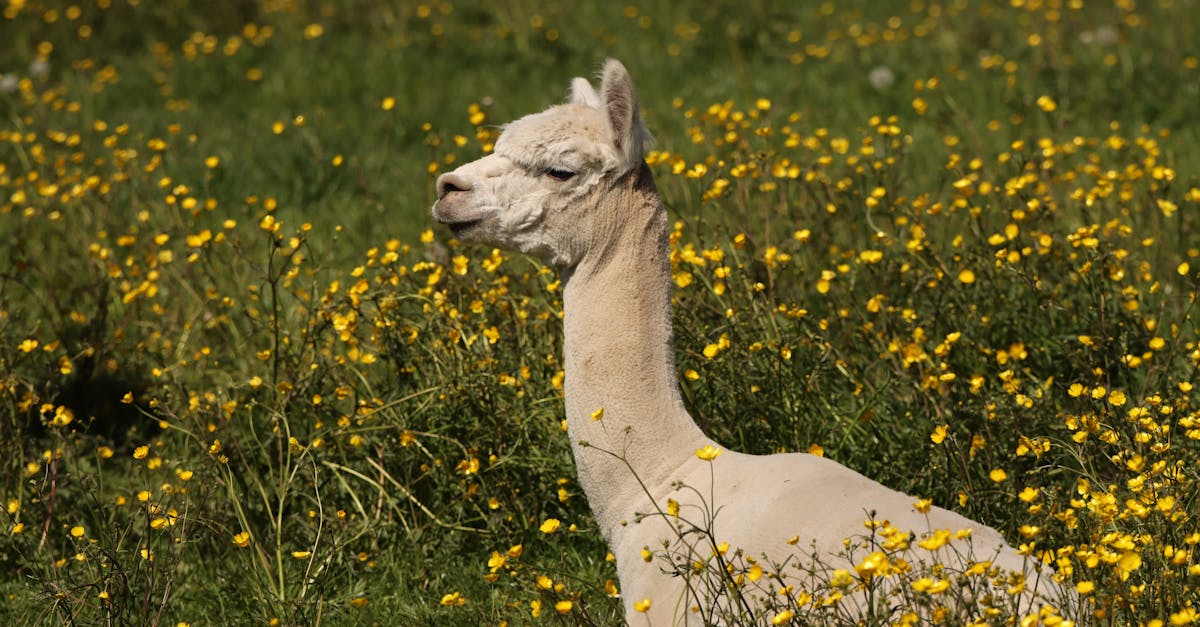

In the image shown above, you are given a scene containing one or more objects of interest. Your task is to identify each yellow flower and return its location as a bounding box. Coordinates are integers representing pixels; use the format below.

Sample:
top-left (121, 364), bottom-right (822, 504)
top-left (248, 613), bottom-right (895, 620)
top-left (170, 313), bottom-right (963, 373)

top-left (771, 609), bottom-right (795, 624)
top-left (554, 600), bottom-right (573, 615)
top-left (858, 249), bottom-right (883, 264)
top-left (988, 468), bottom-right (1008, 483)
top-left (291, 551), bottom-right (311, 559)
top-left (1036, 95), bottom-right (1057, 112)
top-left (232, 531), bottom-right (251, 547)
top-left (1170, 607), bottom-right (1198, 626)
top-left (918, 529), bottom-right (950, 551)
top-left (439, 591), bottom-right (465, 607)
top-left (829, 569), bottom-right (854, 588)
top-left (958, 268), bottom-right (976, 284)
top-left (381, 96), bottom-right (395, 111)
top-left (1117, 550), bottom-right (1142, 574)
top-left (590, 407), bottom-right (604, 421)
top-left (634, 598), bottom-right (652, 612)
top-left (349, 596), bottom-right (368, 608)
top-left (487, 551), bottom-right (506, 573)
top-left (912, 577), bottom-right (950, 594)
top-left (451, 255), bottom-right (469, 276)
top-left (70, 525), bottom-right (85, 538)
top-left (539, 518), bottom-right (561, 534)
top-left (695, 445), bottom-right (722, 461)
top-left (49, 406), bottom-right (74, 428)
top-left (1075, 580), bottom-right (1095, 594)
top-left (133, 445), bottom-right (149, 460)
top-left (854, 551), bottom-right (889, 580)
top-left (930, 424), bottom-right (948, 444)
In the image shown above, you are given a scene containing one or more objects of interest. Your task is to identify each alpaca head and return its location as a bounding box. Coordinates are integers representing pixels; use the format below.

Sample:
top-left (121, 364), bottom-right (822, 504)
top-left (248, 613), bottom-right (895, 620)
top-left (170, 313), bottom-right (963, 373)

top-left (432, 59), bottom-right (651, 268)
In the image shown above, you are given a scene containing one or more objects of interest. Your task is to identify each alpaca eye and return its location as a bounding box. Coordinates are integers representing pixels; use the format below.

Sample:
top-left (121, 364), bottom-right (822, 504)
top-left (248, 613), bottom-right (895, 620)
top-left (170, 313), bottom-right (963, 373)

top-left (543, 167), bottom-right (576, 181)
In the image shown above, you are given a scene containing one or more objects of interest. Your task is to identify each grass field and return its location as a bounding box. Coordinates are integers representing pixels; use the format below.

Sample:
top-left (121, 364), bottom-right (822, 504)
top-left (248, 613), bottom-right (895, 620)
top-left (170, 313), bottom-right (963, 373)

top-left (2, 0), bottom-right (1199, 624)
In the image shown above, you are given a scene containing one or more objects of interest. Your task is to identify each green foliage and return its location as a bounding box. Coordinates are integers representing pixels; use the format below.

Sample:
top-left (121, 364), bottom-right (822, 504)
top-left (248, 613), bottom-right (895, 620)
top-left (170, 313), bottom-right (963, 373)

top-left (2, 0), bottom-right (1199, 624)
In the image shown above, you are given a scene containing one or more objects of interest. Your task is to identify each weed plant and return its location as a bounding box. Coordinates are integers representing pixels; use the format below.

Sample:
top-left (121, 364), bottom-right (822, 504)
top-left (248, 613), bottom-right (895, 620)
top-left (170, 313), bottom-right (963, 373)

top-left (1, 0), bottom-right (1199, 625)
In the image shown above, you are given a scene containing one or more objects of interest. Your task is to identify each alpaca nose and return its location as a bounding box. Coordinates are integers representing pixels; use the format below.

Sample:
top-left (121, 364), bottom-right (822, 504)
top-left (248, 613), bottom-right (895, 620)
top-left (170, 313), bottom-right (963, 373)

top-left (436, 172), bottom-right (472, 199)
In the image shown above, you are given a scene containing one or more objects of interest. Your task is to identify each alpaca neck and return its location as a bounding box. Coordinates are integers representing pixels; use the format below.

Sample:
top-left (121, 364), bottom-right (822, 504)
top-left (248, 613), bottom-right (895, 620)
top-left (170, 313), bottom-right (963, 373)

top-left (560, 166), bottom-right (710, 537)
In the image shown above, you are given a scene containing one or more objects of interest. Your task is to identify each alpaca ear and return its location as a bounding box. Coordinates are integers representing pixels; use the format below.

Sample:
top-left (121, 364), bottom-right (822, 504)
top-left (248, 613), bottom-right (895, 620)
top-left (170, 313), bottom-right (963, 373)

top-left (599, 58), bottom-right (648, 169)
top-left (569, 77), bottom-right (603, 109)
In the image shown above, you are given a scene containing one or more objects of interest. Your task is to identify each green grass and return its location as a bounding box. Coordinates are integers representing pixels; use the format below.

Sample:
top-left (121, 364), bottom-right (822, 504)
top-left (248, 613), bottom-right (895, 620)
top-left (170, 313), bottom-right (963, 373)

top-left (2, 0), bottom-right (1199, 624)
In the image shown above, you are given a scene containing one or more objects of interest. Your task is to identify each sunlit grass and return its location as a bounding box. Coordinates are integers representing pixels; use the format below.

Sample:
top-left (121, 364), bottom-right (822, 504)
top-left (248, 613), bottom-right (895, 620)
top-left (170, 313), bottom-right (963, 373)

top-left (2, 0), bottom-right (1199, 624)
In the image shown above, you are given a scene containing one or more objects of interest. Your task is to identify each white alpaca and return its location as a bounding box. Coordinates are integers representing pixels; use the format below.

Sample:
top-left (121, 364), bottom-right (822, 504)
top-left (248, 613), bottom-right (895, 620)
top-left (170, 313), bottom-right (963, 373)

top-left (432, 59), bottom-right (1065, 624)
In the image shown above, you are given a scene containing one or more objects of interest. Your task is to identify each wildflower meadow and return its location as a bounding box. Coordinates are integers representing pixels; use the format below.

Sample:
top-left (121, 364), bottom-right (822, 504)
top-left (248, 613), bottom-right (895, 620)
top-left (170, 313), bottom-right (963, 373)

top-left (2, 1), bottom-right (1199, 625)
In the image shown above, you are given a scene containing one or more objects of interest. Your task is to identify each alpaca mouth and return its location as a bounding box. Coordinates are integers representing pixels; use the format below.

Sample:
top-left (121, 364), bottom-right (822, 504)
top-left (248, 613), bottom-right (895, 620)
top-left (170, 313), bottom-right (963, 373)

top-left (432, 201), bottom-right (485, 238)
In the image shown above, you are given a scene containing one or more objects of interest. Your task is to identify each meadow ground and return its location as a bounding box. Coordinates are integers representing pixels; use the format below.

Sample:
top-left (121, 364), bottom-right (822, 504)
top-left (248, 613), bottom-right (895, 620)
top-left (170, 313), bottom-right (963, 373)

top-left (2, 0), bottom-right (1199, 624)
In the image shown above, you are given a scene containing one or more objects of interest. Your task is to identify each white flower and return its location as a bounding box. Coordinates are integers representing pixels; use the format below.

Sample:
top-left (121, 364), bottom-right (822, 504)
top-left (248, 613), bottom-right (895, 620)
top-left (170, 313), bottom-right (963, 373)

top-left (1080, 25), bottom-right (1118, 46)
top-left (29, 58), bottom-right (50, 80)
top-left (0, 74), bottom-right (17, 94)
top-left (867, 66), bottom-right (895, 91)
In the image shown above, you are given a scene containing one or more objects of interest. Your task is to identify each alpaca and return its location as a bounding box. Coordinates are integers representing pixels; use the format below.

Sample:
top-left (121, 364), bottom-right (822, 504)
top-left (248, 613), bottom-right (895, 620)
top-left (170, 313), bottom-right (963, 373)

top-left (432, 59), bottom-right (1067, 624)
